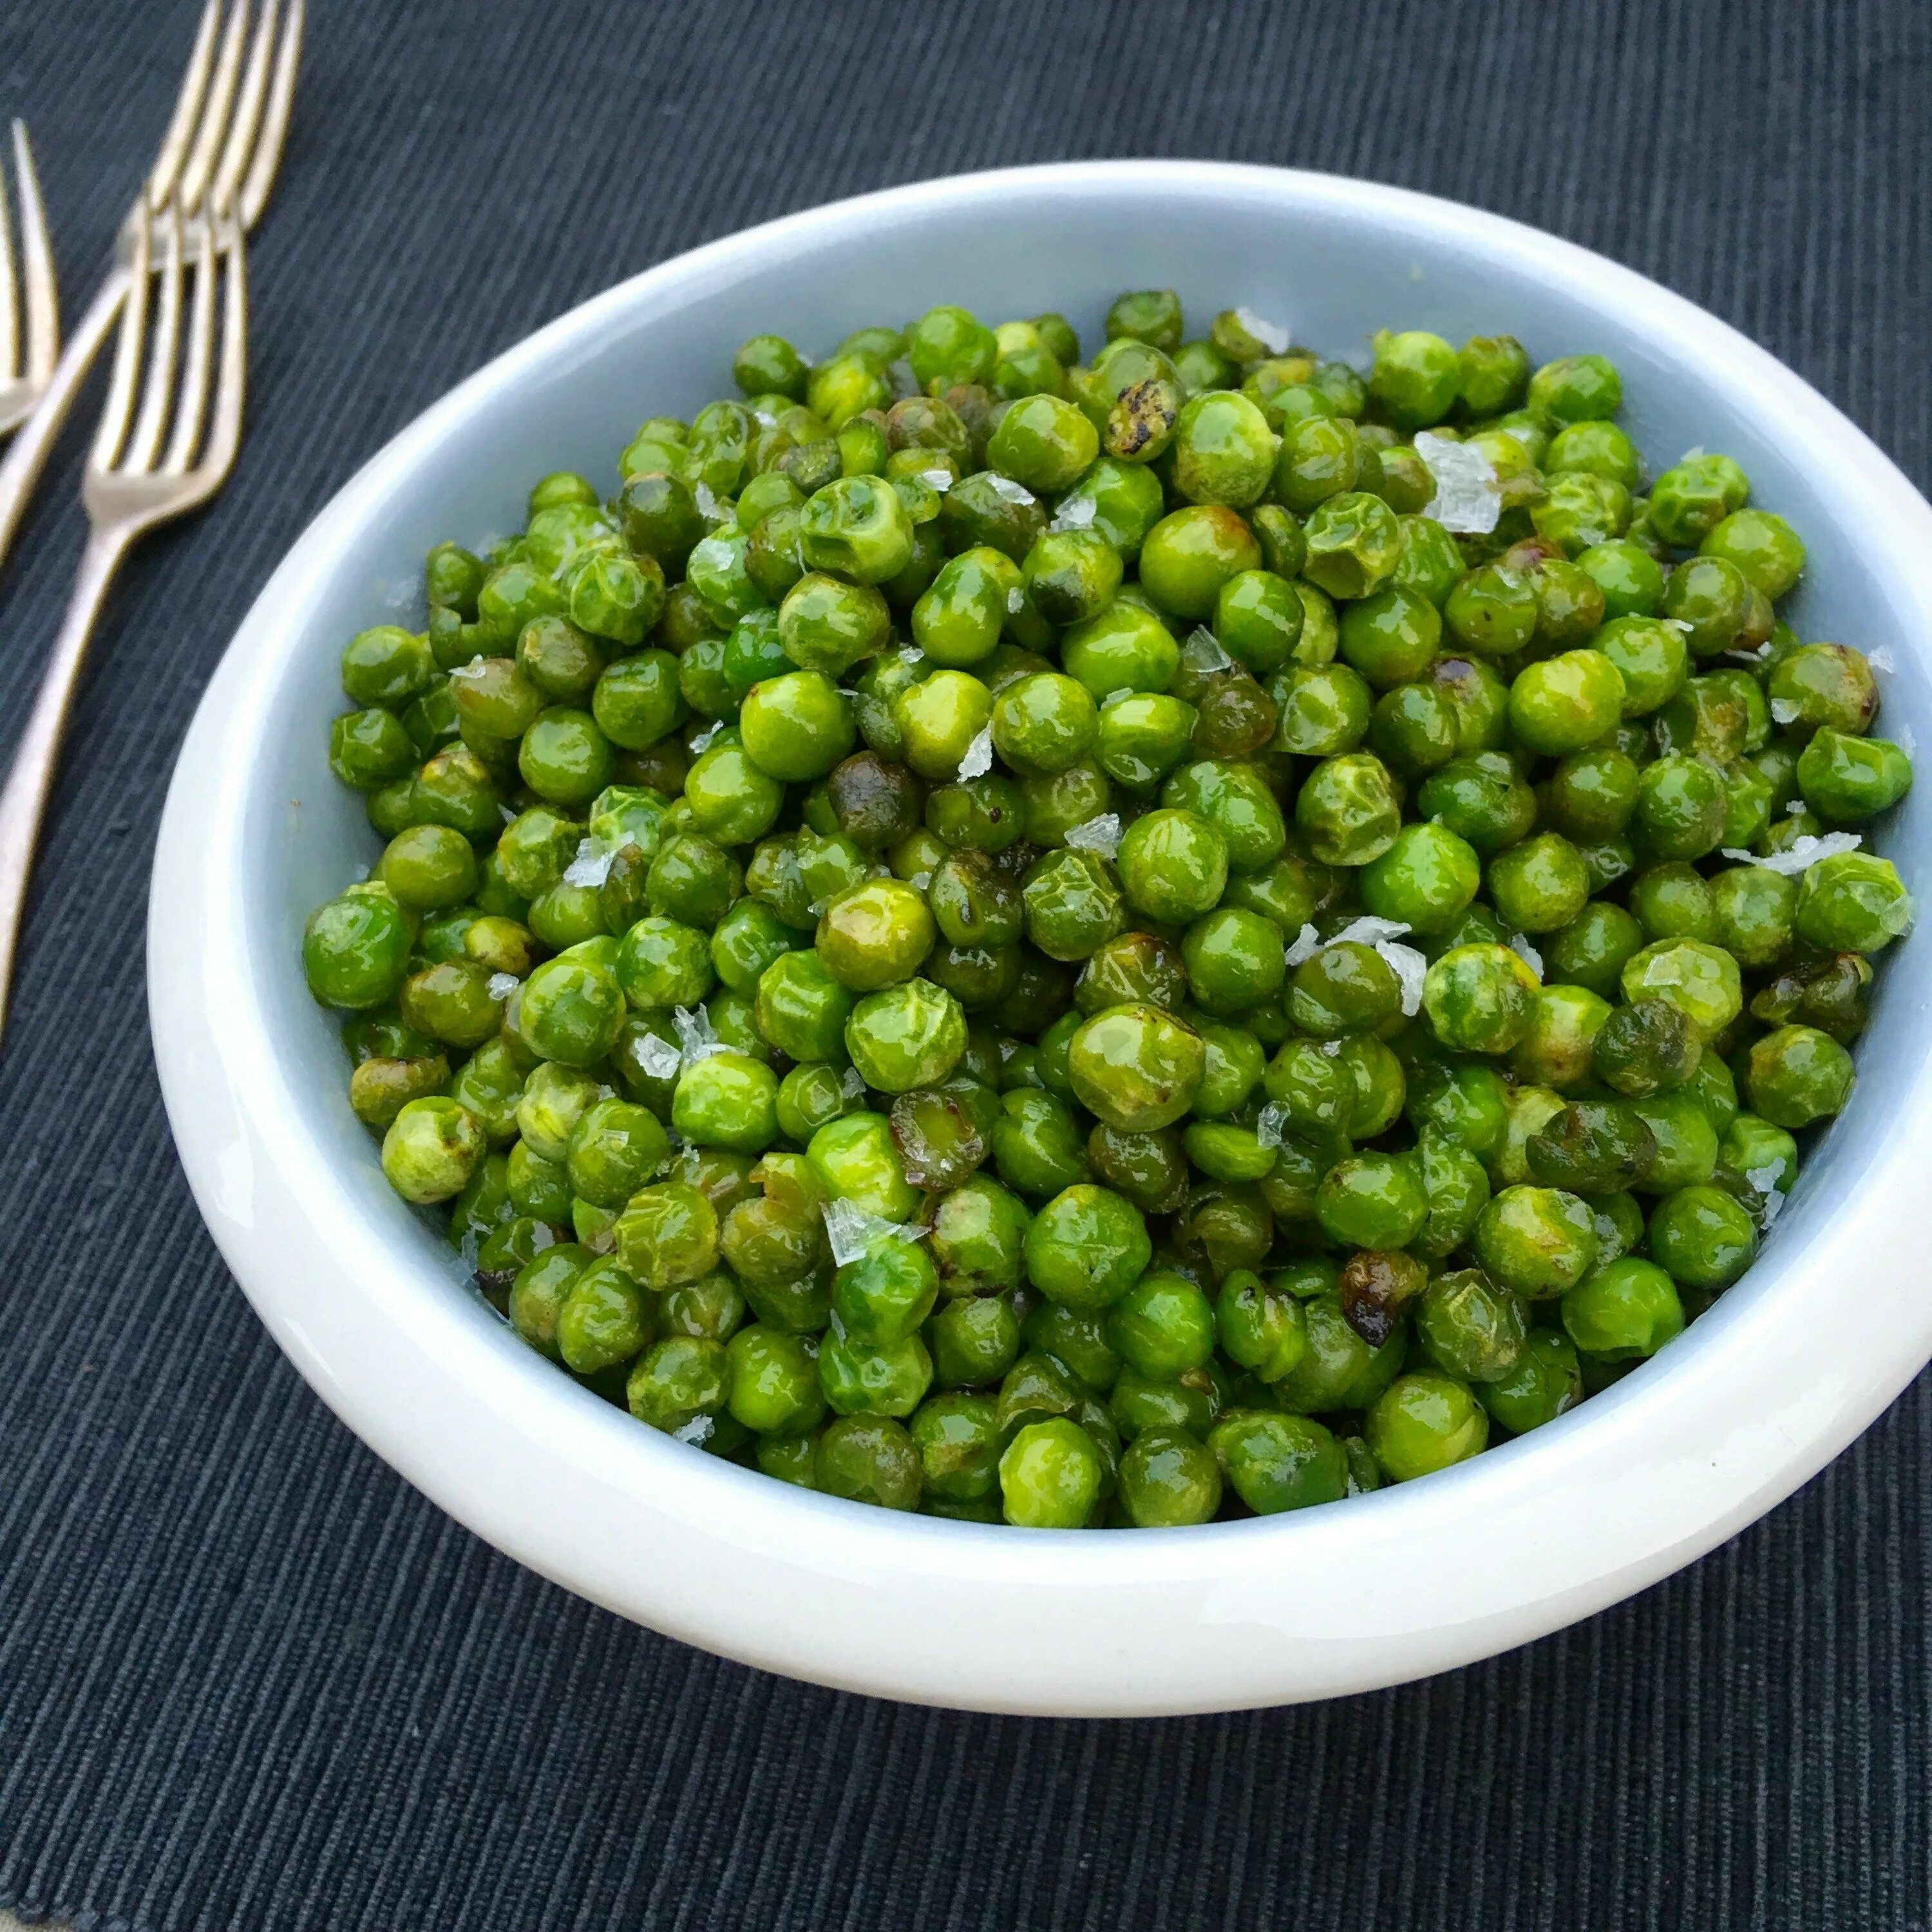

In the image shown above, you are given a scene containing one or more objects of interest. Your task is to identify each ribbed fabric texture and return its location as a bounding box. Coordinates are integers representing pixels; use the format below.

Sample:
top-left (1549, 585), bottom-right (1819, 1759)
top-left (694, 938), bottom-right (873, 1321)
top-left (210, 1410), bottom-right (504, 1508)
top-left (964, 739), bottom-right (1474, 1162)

top-left (0, 1), bottom-right (1927, 1926)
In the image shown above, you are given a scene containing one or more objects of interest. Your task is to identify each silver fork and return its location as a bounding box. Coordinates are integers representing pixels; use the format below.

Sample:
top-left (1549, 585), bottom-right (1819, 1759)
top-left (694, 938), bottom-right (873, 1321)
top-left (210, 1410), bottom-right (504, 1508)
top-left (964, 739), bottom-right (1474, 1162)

top-left (0, 122), bottom-right (58, 434)
top-left (0, 0), bottom-right (298, 576)
top-left (0, 201), bottom-right (248, 1041)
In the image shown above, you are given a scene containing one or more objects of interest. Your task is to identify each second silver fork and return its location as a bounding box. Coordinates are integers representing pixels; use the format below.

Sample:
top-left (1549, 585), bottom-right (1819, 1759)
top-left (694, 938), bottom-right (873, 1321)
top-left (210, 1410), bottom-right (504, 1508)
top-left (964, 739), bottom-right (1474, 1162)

top-left (0, 202), bottom-right (249, 1043)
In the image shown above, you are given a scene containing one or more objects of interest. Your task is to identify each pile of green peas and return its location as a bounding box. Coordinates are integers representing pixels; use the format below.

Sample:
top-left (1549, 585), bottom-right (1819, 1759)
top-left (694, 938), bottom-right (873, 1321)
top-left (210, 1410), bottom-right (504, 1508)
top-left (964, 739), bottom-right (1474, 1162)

top-left (303, 285), bottom-right (1915, 1529)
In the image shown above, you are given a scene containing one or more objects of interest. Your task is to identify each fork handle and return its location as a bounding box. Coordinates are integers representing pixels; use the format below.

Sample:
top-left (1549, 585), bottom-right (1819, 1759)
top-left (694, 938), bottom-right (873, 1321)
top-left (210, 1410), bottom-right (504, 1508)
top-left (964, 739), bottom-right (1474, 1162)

top-left (0, 270), bottom-right (128, 578)
top-left (0, 524), bottom-right (132, 1045)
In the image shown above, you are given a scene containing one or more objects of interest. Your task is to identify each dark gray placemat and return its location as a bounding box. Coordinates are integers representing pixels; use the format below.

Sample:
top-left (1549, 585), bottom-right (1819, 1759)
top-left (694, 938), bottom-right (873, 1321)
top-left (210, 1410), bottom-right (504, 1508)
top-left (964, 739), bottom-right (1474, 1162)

top-left (0, 1), bottom-right (1927, 1927)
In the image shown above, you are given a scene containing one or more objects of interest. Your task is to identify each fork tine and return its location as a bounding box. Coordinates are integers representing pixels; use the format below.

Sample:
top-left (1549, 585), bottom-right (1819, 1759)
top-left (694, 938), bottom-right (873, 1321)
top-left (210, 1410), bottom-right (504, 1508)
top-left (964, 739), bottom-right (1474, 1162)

top-left (239, 0), bottom-right (302, 231)
top-left (148, 0), bottom-right (223, 209)
top-left (198, 214), bottom-right (248, 481)
top-left (162, 213), bottom-right (218, 475)
top-left (0, 145), bottom-right (16, 386)
top-left (178, 0), bottom-right (251, 216)
top-left (125, 201), bottom-right (185, 473)
top-left (14, 124), bottom-right (59, 386)
top-left (210, 0), bottom-right (278, 220)
top-left (91, 206), bottom-right (150, 473)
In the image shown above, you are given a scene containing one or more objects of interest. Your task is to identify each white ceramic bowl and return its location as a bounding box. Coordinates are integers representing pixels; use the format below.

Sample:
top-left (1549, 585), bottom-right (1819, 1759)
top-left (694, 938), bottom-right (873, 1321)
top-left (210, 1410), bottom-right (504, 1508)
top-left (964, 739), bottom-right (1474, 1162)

top-left (150, 160), bottom-right (1932, 1717)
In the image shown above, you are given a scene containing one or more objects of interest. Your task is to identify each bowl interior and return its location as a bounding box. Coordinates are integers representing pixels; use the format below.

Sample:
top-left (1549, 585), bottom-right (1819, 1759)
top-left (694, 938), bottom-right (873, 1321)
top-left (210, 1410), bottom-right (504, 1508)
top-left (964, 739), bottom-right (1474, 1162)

top-left (166, 164), bottom-right (1932, 1712)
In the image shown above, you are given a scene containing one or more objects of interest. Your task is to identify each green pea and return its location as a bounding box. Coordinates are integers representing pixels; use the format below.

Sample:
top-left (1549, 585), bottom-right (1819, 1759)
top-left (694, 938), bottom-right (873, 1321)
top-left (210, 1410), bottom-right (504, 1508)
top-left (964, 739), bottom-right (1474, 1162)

top-left (1528, 353), bottom-right (1621, 423)
top-left (1313, 1150), bottom-right (1426, 1249)
top-left (1117, 1427), bottom-right (1223, 1526)
top-left (1479, 1329), bottom-right (1582, 1434)
top-left (1273, 663), bottom-right (1373, 756)
top-left (614, 1182), bottom-right (721, 1291)
top-left (1770, 644), bottom-right (1880, 741)
top-left (381, 1095), bottom-right (486, 1204)
top-left (1647, 453), bottom-right (1750, 547)
top-left (1338, 585), bottom-right (1441, 688)
top-left (1414, 1269), bottom-right (1526, 1383)
top-left (1562, 1258), bottom-right (1684, 1360)
top-left (1475, 1184), bottom-right (1597, 1298)
top-left (1139, 505), bottom-right (1262, 620)
top-left (1488, 831), bottom-right (1591, 934)
top-left (1021, 1182), bottom-right (1151, 1312)
top-left (1369, 330), bottom-right (1460, 428)
top-left (999, 1417), bottom-right (1103, 1528)
top-left (1066, 1003), bottom-right (1206, 1133)
top-left (1745, 1023), bottom-right (1855, 1128)
top-left (1422, 942), bottom-right (1539, 1054)
top-left (1209, 1411), bottom-right (1347, 1513)
top-left (1621, 938), bottom-right (1742, 1039)
top-left (1507, 650), bottom-right (1626, 755)
top-left (1301, 491), bottom-right (1403, 600)
top-left (1367, 1372), bottom-right (1488, 1481)
top-left (1445, 563), bottom-right (1539, 659)
top-left (304, 884), bottom-right (413, 1011)
top-left (1701, 508), bottom-right (1805, 600)
top-left (1648, 1184), bottom-right (1758, 1290)
top-left (814, 1415), bottom-right (922, 1509)
top-left (1796, 729), bottom-right (1912, 824)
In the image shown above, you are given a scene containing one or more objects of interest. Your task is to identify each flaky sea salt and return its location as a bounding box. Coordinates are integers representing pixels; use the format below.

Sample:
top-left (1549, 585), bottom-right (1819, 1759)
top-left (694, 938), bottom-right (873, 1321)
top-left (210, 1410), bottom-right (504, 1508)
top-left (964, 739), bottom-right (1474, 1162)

top-left (1283, 922), bottom-right (1323, 967)
top-left (1233, 305), bottom-right (1292, 354)
top-left (692, 482), bottom-right (731, 525)
top-left (1770, 697), bottom-right (1802, 725)
top-left (909, 869), bottom-right (932, 892)
top-left (1007, 587), bottom-right (1025, 615)
top-left (673, 1005), bottom-right (729, 1066)
top-left (637, 1032), bottom-right (683, 1081)
top-left (1746, 1159), bottom-right (1790, 1197)
top-left (1759, 1188), bottom-right (1788, 1227)
top-left (1320, 1038), bottom-right (1343, 1057)
top-left (486, 972), bottom-right (521, 1003)
top-left (1661, 618), bottom-right (1693, 636)
top-left (690, 720), bottom-right (724, 753)
top-left (562, 837), bottom-right (616, 889)
top-left (1330, 915), bottom-right (1413, 949)
top-left (1381, 940), bottom-right (1428, 1016)
top-left (958, 725), bottom-right (994, 779)
top-left (1414, 430), bottom-right (1502, 535)
top-left (918, 468), bottom-right (954, 492)
top-left (1101, 687), bottom-right (1132, 708)
top-left (900, 645), bottom-right (925, 667)
top-left (841, 1066), bottom-right (867, 1100)
top-left (449, 654), bottom-right (489, 682)
top-left (1049, 495), bottom-right (1097, 533)
top-left (1187, 625), bottom-right (1233, 671)
top-left (1721, 831), bottom-right (1862, 875)
top-left (1896, 723), bottom-right (1917, 757)
top-left (1680, 446), bottom-right (1706, 463)
top-left (1255, 1103), bottom-right (1289, 1150)
top-left (1868, 645), bottom-right (1897, 672)
top-left (822, 1198), bottom-right (925, 1267)
top-left (985, 475), bottom-right (1036, 505)
top-left (1063, 813), bottom-right (1122, 859)
top-left (672, 1416), bottom-right (715, 1448)
top-left (498, 803), bottom-right (518, 826)
top-left (1508, 934), bottom-right (1544, 978)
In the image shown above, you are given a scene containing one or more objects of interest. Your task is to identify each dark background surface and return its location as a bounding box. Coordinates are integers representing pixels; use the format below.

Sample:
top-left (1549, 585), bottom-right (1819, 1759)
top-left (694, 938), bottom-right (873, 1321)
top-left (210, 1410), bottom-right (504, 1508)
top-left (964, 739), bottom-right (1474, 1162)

top-left (0, 1), bottom-right (1927, 1927)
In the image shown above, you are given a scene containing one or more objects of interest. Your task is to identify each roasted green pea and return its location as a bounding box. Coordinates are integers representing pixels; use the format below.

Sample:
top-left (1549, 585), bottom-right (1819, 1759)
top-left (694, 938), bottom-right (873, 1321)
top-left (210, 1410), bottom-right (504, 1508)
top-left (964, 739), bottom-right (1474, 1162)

top-left (1479, 1328), bottom-right (1582, 1434)
top-left (1367, 1373), bottom-right (1488, 1481)
top-left (1562, 1258), bottom-right (1684, 1360)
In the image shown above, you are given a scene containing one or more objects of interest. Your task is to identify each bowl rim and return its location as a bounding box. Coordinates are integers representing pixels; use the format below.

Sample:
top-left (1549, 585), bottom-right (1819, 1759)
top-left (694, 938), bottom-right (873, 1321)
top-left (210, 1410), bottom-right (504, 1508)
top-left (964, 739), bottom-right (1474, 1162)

top-left (149, 157), bottom-right (1932, 1716)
